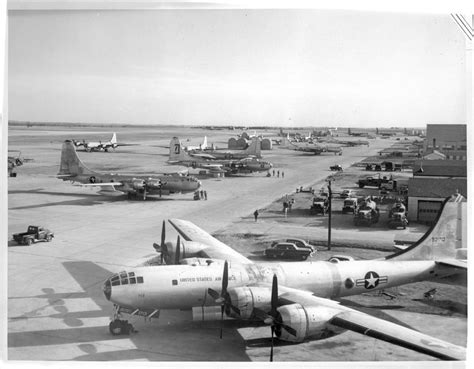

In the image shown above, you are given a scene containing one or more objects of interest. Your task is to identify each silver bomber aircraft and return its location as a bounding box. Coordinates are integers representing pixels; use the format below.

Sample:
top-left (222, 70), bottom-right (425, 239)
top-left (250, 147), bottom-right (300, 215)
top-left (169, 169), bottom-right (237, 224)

top-left (58, 140), bottom-right (201, 199)
top-left (169, 137), bottom-right (273, 175)
top-left (103, 194), bottom-right (467, 360)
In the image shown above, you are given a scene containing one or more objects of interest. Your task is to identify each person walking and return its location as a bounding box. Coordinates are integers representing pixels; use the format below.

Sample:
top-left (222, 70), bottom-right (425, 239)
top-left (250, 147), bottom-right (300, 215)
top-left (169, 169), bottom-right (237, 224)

top-left (253, 209), bottom-right (259, 222)
top-left (277, 170), bottom-right (280, 178)
top-left (204, 190), bottom-right (207, 200)
top-left (272, 169), bottom-right (275, 176)
top-left (282, 171), bottom-right (285, 178)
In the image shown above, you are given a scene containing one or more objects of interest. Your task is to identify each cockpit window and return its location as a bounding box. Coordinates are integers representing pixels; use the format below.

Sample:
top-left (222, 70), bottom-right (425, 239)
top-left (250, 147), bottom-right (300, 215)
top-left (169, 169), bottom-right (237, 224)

top-left (109, 272), bottom-right (143, 285)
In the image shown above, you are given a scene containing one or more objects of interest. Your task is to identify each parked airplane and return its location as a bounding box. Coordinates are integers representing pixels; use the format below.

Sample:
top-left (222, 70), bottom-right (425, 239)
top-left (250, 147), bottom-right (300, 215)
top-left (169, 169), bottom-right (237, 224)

top-left (57, 140), bottom-right (201, 199)
top-left (72, 132), bottom-right (125, 152)
top-left (103, 194), bottom-right (466, 361)
top-left (281, 136), bottom-right (342, 155)
top-left (188, 137), bottom-right (262, 159)
top-left (169, 137), bottom-right (272, 175)
top-left (183, 136), bottom-right (208, 151)
top-left (330, 139), bottom-right (370, 147)
top-left (7, 150), bottom-right (33, 176)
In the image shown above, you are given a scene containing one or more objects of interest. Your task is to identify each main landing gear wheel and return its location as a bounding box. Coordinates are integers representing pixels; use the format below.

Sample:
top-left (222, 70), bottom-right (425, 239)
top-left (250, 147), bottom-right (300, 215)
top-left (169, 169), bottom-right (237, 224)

top-left (109, 319), bottom-right (123, 335)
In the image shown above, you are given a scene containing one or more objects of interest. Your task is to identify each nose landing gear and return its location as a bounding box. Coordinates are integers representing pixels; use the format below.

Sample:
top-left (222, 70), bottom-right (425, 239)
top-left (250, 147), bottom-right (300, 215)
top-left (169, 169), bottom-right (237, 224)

top-left (109, 305), bottom-right (137, 335)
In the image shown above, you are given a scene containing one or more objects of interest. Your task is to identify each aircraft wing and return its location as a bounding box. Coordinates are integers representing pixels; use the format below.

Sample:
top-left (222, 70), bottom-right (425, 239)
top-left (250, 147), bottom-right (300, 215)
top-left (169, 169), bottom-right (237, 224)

top-left (168, 219), bottom-right (253, 264)
top-left (189, 152), bottom-right (217, 160)
top-left (275, 287), bottom-right (466, 361)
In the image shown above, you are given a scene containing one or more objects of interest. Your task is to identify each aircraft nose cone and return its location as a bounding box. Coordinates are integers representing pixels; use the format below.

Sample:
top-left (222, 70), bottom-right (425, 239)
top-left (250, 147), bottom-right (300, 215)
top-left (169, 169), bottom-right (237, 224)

top-left (103, 279), bottom-right (111, 301)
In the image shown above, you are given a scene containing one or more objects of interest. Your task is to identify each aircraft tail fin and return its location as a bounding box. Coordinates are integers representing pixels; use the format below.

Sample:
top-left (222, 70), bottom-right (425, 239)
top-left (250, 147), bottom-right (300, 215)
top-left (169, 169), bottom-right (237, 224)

top-left (58, 140), bottom-right (96, 176)
top-left (386, 194), bottom-right (466, 262)
top-left (169, 137), bottom-right (189, 162)
top-left (110, 132), bottom-right (117, 144)
top-left (244, 137), bottom-right (261, 157)
top-left (201, 136), bottom-right (208, 150)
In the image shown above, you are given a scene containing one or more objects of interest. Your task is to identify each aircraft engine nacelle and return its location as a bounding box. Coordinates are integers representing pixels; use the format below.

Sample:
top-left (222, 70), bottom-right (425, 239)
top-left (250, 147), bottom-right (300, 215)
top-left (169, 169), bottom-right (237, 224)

top-left (145, 179), bottom-right (162, 189)
top-left (131, 179), bottom-right (145, 190)
top-left (227, 287), bottom-right (272, 319)
top-left (276, 304), bottom-right (344, 343)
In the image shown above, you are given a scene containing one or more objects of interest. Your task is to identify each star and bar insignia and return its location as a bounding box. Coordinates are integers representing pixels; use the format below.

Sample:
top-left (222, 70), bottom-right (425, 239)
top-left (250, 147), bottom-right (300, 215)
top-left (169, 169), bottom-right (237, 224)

top-left (356, 271), bottom-right (388, 289)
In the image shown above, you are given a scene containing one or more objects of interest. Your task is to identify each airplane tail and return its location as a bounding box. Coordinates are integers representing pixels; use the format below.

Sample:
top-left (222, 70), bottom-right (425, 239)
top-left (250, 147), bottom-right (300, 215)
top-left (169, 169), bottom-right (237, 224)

top-left (244, 137), bottom-right (261, 157)
top-left (110, 132), bottom-right (117, 145)
top-left (169, 137), bottom-right (190, 162)
top-left (386, 194), bottom-right (466, 262)
top-left (201, 136), bottom-right (208, 150)
top-left (58, 140), bottom-right (96, 176)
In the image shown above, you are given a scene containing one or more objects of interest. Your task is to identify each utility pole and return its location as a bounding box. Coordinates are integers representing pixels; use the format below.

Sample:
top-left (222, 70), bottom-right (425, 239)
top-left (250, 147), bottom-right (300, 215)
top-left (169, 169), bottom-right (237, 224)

top-left (327, 179), bottom-right (332, 250)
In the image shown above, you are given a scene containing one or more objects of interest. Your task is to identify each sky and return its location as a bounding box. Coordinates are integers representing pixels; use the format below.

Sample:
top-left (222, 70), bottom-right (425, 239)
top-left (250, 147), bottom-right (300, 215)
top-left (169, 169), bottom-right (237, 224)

top-left (7, 6), bottom-right (470, 127)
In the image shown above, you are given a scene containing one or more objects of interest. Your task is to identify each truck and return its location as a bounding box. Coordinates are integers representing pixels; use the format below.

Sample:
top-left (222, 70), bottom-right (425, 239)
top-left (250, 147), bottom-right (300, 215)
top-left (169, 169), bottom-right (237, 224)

top-left (329, 164), bottom-right (343, 171)
top-left (388, 202), bottom-right (408, 229)
top-left (353, 199), bottom-right (380, 226)
top-left (388, 213), bottom-right (409, 229)
top-left (13, 225), bottom-right (54, 246)
top-left (310, 196), bottom-right (329, 215)
top-left (342, 197), bottom-right (359, 214)
top-left (357, 175), bottom-right (390, 188)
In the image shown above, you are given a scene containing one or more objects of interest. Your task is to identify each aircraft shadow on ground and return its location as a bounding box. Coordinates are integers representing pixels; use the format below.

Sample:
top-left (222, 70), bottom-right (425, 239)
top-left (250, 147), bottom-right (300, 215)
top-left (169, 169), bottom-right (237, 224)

top-left (412, 298), bottom-right (467, 315)
top-left (8, 189), bottom-right (184, 210)
top-left (8, 260), bottom-right (252, 361)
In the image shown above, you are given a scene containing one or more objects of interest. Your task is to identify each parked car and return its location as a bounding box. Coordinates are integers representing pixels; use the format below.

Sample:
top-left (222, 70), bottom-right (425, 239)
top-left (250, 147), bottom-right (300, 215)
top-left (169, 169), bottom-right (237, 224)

top-left (330, 164), bottom-right (343, 171)
top-left (12, 225), bottom-right (54, 246)
top-left (271, 238), bottom-right (316, 252)
top-left (328, 255), bottom-right (355, 263)
top-left (264, 242), bottom-right (313, 260)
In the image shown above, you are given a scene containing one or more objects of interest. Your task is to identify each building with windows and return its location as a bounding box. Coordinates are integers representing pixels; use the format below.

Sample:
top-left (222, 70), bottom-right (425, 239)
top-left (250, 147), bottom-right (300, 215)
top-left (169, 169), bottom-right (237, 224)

top-left (424, 124), bottom-right (466, 160)
top-left (407, 159), bottom-right (467, 224)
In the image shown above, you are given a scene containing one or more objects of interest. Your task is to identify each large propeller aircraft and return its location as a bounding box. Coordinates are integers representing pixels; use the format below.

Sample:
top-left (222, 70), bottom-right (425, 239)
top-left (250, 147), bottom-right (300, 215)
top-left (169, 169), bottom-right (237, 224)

top-left (168, 137), bottom-right (273, 175)
top-left (72, 133), bottom-right (134, 152)
top-left (102, 194), bottom-right (466, 361)
top-left (57, 140), bottom-right (201, 199)
top-left (281, 135), bottom-right (343, 155)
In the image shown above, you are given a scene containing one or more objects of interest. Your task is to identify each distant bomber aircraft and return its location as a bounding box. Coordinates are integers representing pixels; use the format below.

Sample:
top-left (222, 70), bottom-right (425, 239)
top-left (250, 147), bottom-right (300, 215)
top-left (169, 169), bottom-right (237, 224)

top-left (72, 132), bottom-right (129, 152)
top-left (169, 137), bottom-right (272, 175)
top-left (188, 136), bottom-right (262, 159)
top-left (102, 194), bottom-right (466, 361)
top-left (57, 140), bottom-right (201, 199)
top-left (281, 135), bottom-right (343, 155)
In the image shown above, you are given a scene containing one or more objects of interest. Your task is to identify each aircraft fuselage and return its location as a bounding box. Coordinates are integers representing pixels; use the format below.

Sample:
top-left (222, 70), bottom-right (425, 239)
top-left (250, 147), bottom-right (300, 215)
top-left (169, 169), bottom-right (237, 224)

top-left (104, 259), bottom-right (452, 311)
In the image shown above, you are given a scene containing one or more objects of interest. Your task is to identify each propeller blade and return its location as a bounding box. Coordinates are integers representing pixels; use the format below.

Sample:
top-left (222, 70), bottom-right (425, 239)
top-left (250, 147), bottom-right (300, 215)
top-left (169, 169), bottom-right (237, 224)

top-left (220, 304), bottom-right (224, 339)
top-left (175, 235), bottom-right (181, 264)
top-left (207, 288), bottom-right (220, 300)
top-left (271, 274), bottom-right (278, 316)
top-left (281, 323), bottom-right (297, 337)
top-left (270, 325), bottom-right (274, 362)
top-left (160, 220), bottom-right (166, 263)
top-left (222, 260), bottom-right (228, 293)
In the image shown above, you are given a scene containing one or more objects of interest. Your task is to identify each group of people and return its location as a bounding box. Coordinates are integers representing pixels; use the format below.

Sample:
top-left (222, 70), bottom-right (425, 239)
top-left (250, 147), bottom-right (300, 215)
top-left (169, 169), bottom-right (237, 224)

top-left (194, 190), bottom-right (208, 200)
top-left (269, 169), bottom-right (284, 178)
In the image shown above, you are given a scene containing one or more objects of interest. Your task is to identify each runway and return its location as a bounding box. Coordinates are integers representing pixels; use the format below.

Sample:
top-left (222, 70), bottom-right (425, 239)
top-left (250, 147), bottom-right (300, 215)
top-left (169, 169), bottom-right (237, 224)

top-left (7, 126), bottom-right (467, 362)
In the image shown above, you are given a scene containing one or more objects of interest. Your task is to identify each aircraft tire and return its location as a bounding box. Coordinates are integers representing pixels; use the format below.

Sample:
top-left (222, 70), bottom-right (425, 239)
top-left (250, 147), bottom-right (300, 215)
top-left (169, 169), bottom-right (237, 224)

top-left (46, 235), bottom-right (52, 242)
top-left (109, 320), bottom-right (123, 335)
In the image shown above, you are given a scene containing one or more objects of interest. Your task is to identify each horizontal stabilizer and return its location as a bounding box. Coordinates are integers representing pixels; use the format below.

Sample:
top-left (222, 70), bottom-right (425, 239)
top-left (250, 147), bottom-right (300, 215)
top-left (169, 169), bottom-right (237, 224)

top-left (436, 259), bottom-right (467, 269)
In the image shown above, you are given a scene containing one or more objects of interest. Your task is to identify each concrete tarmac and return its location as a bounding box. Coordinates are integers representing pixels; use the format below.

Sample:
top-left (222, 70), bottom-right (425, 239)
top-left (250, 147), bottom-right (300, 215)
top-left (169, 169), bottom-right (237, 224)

top-left (7, 126), bottom-right (467, 362)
